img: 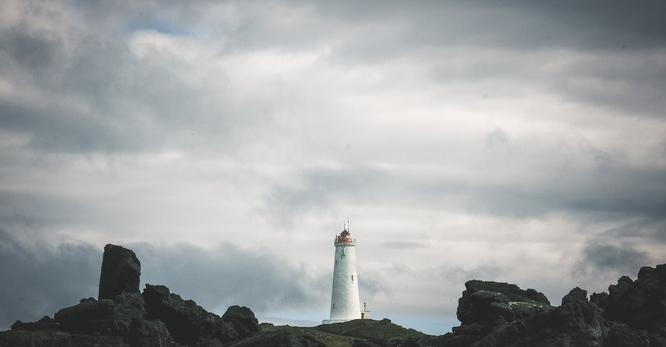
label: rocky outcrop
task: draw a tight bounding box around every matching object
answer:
[99,244,142,300]
[593,265,666,331]
[142,283,259,346]
[11,316,60,332]
[438,280,554,345]
[1,241,664,347]
[456,280,552,327]
[440,265,666,347]
[221,305,261,340]
[471,287,608,347]
[0,243,259,347]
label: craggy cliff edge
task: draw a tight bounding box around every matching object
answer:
[1,244,664,347]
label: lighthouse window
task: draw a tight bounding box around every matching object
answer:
[351,275,354,282]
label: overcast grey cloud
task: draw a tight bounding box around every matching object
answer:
[1,0,665,335]
[577,241,650,275]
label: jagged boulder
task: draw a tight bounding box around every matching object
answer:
[99,244,141,300]
[49,292,179,346]
[127,318,178,347]
[53,293,145,336]
[221,305,260,340]
[456,280,553,328]
[142,284,259,346]
[593,264,666,331]
[472,287,608,347]
[53,298,117,334]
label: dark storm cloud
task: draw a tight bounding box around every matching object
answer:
[132,242,321,312]
[0,4,266,154]
[0,98,151,153]
[0,229,322,330]
[0,28,57,70]
[0,228,100,330]
[266,161,666,230]
[600,218,666,242]
[1,0,665,155]
[575,240,650,276]
[1,0,666,333]
[312,0,666,52]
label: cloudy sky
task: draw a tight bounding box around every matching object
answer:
[1,0,665,334]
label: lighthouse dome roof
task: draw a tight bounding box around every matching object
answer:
[336,229,353,244]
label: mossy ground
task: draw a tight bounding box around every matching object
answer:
[255,319,441,347]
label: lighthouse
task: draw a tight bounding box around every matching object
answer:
[323,220,366,324]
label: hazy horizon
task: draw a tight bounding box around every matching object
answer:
[1,0,665,335]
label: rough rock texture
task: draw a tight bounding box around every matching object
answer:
[0,243,261,347]
[440,265,666,347]
[221,305,260,340]
[99,244,141,300]
[11,316,60,332]
[440,279,554,345]
[456,280,553,328]
[53,293,145,336]
[593,265,666,331]
[142,284,259,346]
[2,240,664,347]
[472,287,608,347]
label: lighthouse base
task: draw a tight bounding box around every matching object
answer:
[322,318,355,324]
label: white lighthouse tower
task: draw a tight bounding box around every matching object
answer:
[323,220,363,324]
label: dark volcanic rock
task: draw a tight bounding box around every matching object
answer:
[561,287,588,306]
[439,280,554,346]
[456,280,553,328]
[99,244,141,300]
[221,305,260,340]
[472,287,608,347]
[54,298,117,334]
[11,316,60,332]
[53,293,145,337]
[594,264,666,331]
[127,318,178,347]
[143,284,218,345]
[49,292,181,346]
[142,284,259,346]
[441,272,666,347]
[590,292,609,308]
[604,322,666,347]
